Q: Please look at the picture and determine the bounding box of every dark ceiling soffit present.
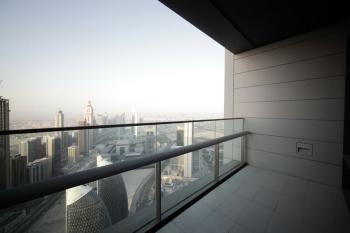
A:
[159,0,254,53]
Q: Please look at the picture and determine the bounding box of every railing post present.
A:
[214,144,219,181]
[155,161,161,222]
[241,119,246,163]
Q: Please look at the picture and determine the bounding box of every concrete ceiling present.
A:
[160,0,346,54]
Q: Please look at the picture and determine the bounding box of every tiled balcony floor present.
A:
[157,165,350,233]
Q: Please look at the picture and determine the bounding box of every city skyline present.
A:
[0,0,224,120]
[0,91,224,232]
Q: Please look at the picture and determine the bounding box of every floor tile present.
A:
[333,189,350,233]
[218,177,244,194]
[305,182,334,210]
[253,187,280,210]
[237,202,274,233]
[276,195,304,217]
[157,222,183,233]
[263,171,288,192]
[217,194,250,222]
[193,210,234,233]
[235,182,261,201]
[280,176,308,200]
[201,186,231,210]
[158,166,349,233]
[267,211,302,233]
[229,223,255,233]
[303,200,335,233]
[172,202,213,233]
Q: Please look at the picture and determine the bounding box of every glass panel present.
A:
[216,119,244,176]
[156,122,193,153]
[4,125,157,189]
[161,146,215,213]
[0,119,245,232]
[193,121,215,143]
[0,165,156,233]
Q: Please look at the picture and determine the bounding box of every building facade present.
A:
[27,157,51,184]
[0,97,10,189]
[10,154,27,187]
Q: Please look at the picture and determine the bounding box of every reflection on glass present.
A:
[0,119,245,232]
[216,119,243,175]
[0,166,156,233]
[161,146,215,213]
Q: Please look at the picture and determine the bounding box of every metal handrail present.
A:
[0,117,243,135]
[0,131,249,209]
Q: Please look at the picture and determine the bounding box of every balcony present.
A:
[1,117,349,233]
[1,1,349,233]
[0,118,250,233]
[157,165,350,233]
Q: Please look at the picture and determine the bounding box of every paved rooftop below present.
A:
[157,165,350,233]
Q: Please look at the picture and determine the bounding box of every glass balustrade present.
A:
[0,118,246,233]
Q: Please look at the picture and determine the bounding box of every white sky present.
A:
[0,0,224,120]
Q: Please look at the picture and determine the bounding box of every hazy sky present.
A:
[0,0,224,120]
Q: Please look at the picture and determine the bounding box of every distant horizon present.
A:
[10,109,224,122]
[0,0,225,120]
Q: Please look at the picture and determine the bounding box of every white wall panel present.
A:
[244,118,343,143]
[234,53,345,88]
[234,76,345,102]
[247,134,342,165]
[247,149,342,186]
[235,99,344,120]
[230,24,346,186]
[235,33,345,74]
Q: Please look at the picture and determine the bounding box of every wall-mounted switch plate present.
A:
[296,142,313,156]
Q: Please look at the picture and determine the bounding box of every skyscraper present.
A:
[144,131,156,155]
[47,136,61,175]
[77,120,88,155]
[55,110,64,128]
[10,154,27,187]
[118,112,126,137]
[131,111,138,137]
[68,145,79,164]
[0,96,10,189]
[176,128,184,146]
[176,123,193,177]
[54,110,68,167]
[84,101,96,150]
[84,101,95,126]
[19,137,43,163]
[27,157,51,184]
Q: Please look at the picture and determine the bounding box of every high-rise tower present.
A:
[84,101,95,126]
[19,137,43,163]
[84,101,96,150]
[68,144,79,164]
[0,97,10,189]
[10,154,27,187]
[77,120,88,155]
[47,136,61,175]
[55,110,64,128]
[131,111,138,137]
[176,123,193,177]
